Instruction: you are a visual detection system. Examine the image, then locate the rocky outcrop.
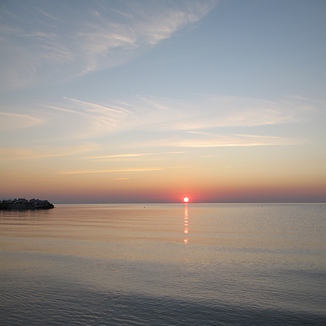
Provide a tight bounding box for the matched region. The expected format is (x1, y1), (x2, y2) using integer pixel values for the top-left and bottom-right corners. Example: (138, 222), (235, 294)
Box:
(0, 198), (54, 210)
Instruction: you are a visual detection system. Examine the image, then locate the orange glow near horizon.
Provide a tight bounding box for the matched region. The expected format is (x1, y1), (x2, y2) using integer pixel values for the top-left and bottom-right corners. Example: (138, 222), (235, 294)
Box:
(1, 164), (326, 203)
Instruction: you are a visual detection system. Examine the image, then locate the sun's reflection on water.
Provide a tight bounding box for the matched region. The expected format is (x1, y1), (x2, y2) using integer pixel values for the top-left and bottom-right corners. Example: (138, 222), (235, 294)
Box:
(184, 203), (188, 245)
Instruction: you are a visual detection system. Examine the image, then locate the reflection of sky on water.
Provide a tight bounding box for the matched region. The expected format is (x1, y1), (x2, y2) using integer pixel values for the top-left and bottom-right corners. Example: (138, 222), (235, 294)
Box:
(184, 203), (188, 245)
(1, 203), (326, 325)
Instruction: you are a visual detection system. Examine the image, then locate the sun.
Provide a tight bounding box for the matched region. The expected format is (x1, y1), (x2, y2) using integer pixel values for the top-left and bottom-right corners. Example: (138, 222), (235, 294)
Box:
(183, 197), (189, 203)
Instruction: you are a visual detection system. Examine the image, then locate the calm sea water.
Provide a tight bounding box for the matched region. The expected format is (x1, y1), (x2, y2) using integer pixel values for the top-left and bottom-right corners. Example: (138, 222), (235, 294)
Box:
(1, 203), (325, 325)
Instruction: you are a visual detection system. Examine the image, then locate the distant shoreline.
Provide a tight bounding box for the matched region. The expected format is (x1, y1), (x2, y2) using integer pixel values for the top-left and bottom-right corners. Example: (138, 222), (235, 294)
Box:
(0, 198), (54, 210)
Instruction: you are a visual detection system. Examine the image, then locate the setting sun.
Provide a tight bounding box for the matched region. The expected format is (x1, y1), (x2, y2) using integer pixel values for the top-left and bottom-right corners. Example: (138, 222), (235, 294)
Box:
(184, 197), (189, 203)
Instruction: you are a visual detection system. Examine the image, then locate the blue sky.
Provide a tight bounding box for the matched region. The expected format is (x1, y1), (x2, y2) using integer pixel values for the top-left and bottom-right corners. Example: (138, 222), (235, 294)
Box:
(1, 0), (325, 202)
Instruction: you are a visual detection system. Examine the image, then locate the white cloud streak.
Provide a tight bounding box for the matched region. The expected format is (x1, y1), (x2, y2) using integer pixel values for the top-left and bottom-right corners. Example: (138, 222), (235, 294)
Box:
(32, 94), (315, 146)
(0, 143), (98, 160)
(0, 112), (44, 131)
(0, 0), (216, 89)
(43, 97), (131, 139)
(83, 151), (185, 161)
(57, 167), (163, 175)
(1, 94), (315, 151)
(159, 133), (297, 148)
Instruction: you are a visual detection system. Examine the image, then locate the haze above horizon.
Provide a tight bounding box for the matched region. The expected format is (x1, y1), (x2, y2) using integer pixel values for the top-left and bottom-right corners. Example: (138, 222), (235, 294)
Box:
(1, 0), (325, 203)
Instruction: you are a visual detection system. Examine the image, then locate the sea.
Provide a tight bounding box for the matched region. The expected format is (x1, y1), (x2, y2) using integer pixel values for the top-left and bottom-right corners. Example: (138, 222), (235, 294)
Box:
(0, 203), (325, 325)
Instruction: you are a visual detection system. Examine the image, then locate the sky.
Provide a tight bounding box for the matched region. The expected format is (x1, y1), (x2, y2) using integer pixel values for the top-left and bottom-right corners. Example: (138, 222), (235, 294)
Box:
(1, 0), (326, 203)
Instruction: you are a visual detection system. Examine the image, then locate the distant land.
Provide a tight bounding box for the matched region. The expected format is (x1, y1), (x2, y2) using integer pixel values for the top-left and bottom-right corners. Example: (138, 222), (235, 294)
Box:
(0, 198), (54, 210)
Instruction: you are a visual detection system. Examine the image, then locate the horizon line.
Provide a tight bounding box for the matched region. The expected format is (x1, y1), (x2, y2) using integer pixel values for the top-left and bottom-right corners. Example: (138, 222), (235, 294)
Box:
(52, 201), (325, 205)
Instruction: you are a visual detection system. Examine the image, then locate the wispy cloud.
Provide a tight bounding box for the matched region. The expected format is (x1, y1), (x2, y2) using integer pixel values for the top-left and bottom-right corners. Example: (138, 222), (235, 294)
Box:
(78, 94), (312, 132)
(0, 143), (98, 160)
(0, 112), (44, 131)
(2, 94), (316, 151)
(159, 133), (298, 148)
(43, 97), (131, 139)
(114, 95), (316, 132)
(90, 153), (148, 159)
(29, 94), (316, 147)
(0, 0), (216, 89)
(57, 167), (163, 175)
(74, 1), (216, 75)
(83, 151), (185, 161)
(152, 96), (306, 130)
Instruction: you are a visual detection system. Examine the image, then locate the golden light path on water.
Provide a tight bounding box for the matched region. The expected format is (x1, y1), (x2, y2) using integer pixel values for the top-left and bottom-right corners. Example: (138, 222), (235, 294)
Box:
(184, 203), (188, 245)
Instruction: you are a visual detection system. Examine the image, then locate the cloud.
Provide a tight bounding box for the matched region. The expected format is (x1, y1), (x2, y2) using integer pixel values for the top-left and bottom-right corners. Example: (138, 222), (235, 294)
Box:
(0, 0), (216, 89)
(83, 151), (185, 161)
(145, 96), (306, 130)
(0, 112), (44, 131)
(131, 1), (215, 45)
(158, 133), (298, 148)
(90, 153), (149, 159)
(2, 94), (315, 150)
(94, 94), (312, 131)
(57, 167), (163, 175)
(0, 143), (98, 160)
(32, 94), (315, 147)
(43, 98), (131, 139)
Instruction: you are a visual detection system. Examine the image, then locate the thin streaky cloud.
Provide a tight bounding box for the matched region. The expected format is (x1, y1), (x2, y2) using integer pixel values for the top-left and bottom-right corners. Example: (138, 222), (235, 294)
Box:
(42, 99), (129, 139)
(133, 1), (216, 45)
(23, 31), (57, 39)
(0, 112), (44, 131)
(166, 97), (301, 130)
(0, 1), (216, 89)
(44, 105), (87, 116)
(83, 153), (150, 162)
(103, 95), (314, 131)
(134, 95), (313, 129)
(3, 94), (315, 147)
(91, 154), (148, 159)
(57, 167), (163, 175)
(0, 143), (98, 160)
(83, 151), (185, 160)
(157, 134), (297, 148)
(65, 98), (130, 116)
(38, 8), (61, 22)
